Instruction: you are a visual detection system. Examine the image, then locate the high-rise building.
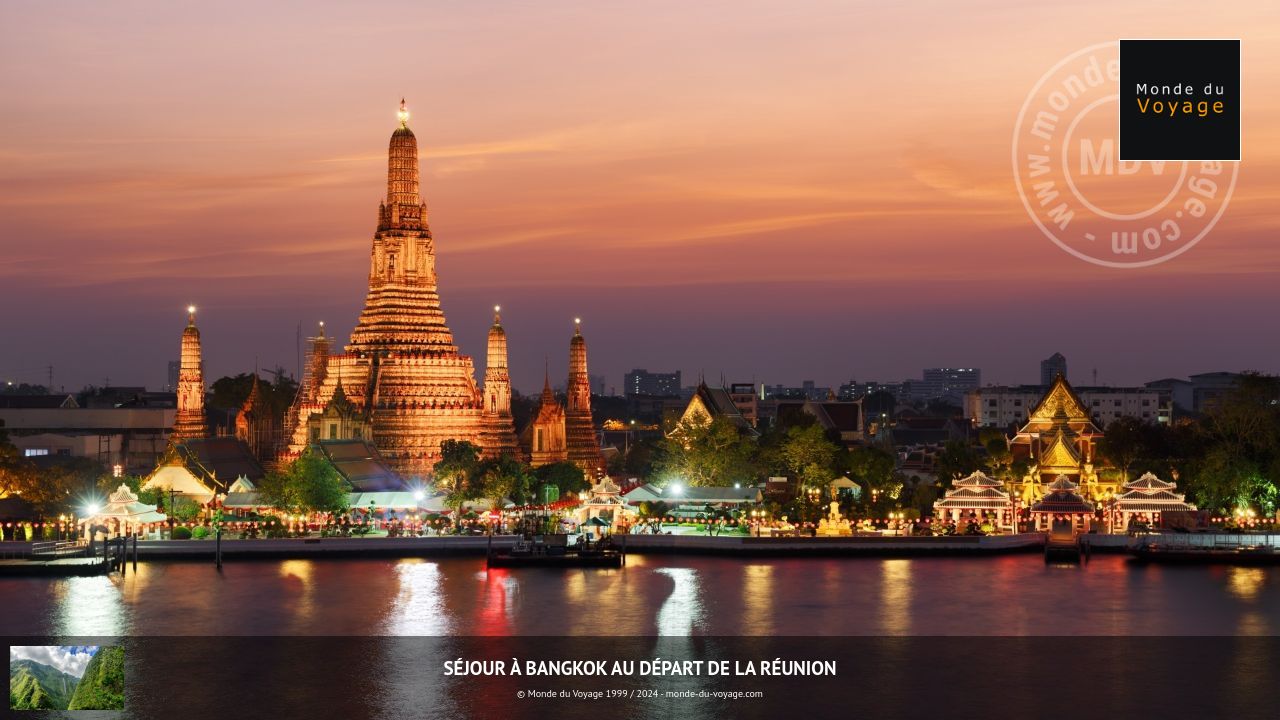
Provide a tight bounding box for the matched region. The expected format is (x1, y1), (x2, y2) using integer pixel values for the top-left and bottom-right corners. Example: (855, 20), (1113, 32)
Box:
(172, 306), (208, 441)
(166, 360), (180, 393)
(589, 374), (608, 397)
(920, 368), (981, 402)
(763, 381), (830, 401)
(624, 369), (681, 397)
(1041, 352), (1067, 385)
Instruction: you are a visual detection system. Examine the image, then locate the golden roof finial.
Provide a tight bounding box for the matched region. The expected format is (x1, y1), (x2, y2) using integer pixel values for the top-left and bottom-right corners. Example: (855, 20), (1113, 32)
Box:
(187, 305), (197, 324)
(493, 305), (502, 324)
(397, 98), (409, 128)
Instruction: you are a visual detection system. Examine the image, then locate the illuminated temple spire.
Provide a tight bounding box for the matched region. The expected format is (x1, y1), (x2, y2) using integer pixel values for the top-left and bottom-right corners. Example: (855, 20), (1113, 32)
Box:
(285, 100), (487, 474)
(350, 98), (454, 352)
(172, 305), (208, 441)
(564, 318), (604, 474)
(480, 306), (520, 459)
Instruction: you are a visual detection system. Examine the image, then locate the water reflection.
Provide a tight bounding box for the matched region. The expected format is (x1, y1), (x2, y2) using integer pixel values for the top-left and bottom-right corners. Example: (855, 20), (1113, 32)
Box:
(4, 555), (1278, 637)
(654, 567), (705, 636)
(475, 568), (518, 636)
(52, 576), (127, 636)
(741, 565), (774, 635)
(383, 561), (451, 635)
(1227, 567), (1266, 600)
(877, 560), (912, 635)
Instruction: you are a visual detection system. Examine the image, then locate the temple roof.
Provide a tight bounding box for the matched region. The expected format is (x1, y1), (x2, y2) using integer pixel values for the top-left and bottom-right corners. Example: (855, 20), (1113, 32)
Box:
(1032, 475), (1093, 513)
(314, 440), (404, 492)
(1045, 474), (1080, 492)
(682, 382), (754, 434)
(1123, 472), (1177, 491)
(1039, 424), (1082, 469)
(534, 370), (565, 422)
(1028, 374), (1090, 423)
(1030, 491), (1094, 514)
(935, 471), (1011, 509)
(954, 471), (1003, 488)
(166, 437), (265, 493)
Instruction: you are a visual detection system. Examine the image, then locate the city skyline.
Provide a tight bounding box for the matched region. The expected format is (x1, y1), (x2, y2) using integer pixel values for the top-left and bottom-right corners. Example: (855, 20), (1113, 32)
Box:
(3, 1), (1280, 393)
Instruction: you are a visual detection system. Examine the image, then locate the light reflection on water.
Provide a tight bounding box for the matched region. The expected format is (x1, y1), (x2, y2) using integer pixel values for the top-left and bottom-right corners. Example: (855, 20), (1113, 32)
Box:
(654, 567), (705, 636)
(3, 555), (1280, 637)
(877, 560), (912, 636)
(383, 561), (452, 636)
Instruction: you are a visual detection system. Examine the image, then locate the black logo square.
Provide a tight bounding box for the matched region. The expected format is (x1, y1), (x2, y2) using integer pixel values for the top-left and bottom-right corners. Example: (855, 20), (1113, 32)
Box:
(1119, 39), (1240, 161)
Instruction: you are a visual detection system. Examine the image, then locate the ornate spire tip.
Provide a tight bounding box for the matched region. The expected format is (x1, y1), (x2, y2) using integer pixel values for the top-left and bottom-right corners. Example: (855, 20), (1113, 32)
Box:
(397, 98), (409, 128)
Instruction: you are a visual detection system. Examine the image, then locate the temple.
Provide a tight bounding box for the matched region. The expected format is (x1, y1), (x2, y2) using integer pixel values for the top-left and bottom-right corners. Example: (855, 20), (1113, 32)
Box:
(932, 471), (1016, 532)
(234, 372), (279, 466)
(1008, 373), (1114, 502)
(564, 320), (605, 474)
(479, 307), (520, 459)
(527, 368), (569, 467)
(1108, 472), (1198, 531)
(171, 306), (208, 441)
(519, 320), (605, 473)
(284, 101), (518, 475)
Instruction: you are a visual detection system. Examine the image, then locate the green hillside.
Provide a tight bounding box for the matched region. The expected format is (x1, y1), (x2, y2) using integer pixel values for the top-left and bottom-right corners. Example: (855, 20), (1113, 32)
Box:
(9, 659), (79, 710)
(66, 646), (125, 711)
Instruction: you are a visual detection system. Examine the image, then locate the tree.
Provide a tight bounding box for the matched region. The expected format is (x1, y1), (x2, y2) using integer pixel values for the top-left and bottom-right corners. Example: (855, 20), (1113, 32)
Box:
(258, 449), (348, 515)
(2, 454), (108, 517)
(477, 455), (533, 509)
(657, 410), (756, 487)
(933, 440), (982, 489)
(846, 445), (898, 508)
(534, 461), (589, 498)
(1099, 416), (1146, 484)
(779, 423), (839, 489)
(433, 440), (484, 521)
(1184, 373), (1280, 514)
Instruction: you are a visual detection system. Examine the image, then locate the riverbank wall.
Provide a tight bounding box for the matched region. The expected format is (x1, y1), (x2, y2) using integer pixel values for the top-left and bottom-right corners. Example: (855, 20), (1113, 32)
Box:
(2, 533), (1068, 561)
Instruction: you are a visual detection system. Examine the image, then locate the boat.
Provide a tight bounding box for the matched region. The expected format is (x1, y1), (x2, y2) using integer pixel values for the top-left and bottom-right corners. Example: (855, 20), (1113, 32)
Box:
(486, 533), (624, 568)
(1130, 534), (1280, 565)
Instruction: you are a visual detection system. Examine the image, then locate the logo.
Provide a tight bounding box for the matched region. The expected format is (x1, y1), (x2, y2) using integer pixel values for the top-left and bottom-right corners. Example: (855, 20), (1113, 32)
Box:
(1013, 42), (1238, 268)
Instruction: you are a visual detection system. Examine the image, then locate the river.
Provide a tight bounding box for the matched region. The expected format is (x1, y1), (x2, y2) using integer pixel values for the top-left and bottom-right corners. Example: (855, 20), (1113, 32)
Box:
(3, 554), (1278, 636)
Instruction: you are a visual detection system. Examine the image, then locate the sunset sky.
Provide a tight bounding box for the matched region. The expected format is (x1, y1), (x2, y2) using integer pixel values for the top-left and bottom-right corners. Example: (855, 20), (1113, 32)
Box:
(2, 0), (1279, 394)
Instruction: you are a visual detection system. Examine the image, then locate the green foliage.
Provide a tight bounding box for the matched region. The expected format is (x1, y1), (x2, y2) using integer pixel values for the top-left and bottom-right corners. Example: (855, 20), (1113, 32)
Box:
(657, 411), (757, 487)
(846, 445), (897, 502)
(162, 496), (202, 522)
(1, 451), (109, 516)
(433, 440), (484, 520)
(933, 440), (983, 489)
(534, 461), (588, 497)
(780, 423), (840, 489)
(258, 449), (350, 515)
(1099, 416), (1147, 483)
(9, 659), (77, 710)
(171, 526), (192, 540)
(1181, 374), (1280, 515)
(67, 646), (125, 711)
(476, 455), (533, 508)
(191, 525), (212, 540)
(209, 370), (298, 417)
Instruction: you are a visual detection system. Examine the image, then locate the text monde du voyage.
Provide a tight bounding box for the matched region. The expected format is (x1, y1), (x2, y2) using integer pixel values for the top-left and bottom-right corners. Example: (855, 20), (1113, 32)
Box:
(442, 658), (838, 677)
(1135, 83), (1229, 118)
